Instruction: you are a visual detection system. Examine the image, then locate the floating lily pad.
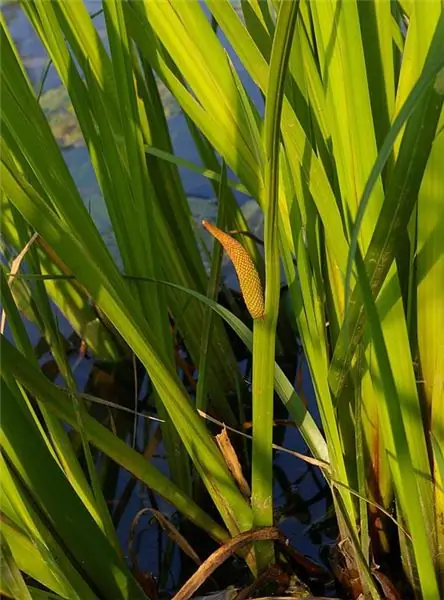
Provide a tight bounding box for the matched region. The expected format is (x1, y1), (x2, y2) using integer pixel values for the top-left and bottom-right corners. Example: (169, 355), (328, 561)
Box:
(0, 0), (19, 7)
(39, 87), (84, 149)
(39, 77), (180, 150)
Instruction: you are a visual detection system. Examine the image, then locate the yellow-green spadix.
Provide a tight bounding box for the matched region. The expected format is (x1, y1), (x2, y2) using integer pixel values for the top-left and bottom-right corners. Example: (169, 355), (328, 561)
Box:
(202, 220), (264, 320)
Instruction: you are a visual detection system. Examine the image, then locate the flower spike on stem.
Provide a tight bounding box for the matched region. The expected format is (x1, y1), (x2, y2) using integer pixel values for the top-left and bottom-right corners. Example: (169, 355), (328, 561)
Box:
(202, 220), (265, 320)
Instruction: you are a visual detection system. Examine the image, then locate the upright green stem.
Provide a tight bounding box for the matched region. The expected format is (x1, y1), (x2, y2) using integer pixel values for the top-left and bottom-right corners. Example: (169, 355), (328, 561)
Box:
(251, 0), (299, 571)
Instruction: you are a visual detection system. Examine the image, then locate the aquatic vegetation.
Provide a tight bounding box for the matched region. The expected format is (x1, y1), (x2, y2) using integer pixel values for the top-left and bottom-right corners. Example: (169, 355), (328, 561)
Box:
(1, 1), (444, 598)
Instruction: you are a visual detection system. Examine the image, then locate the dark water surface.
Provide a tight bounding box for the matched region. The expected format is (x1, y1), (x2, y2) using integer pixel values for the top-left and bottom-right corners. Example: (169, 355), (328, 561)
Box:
(3, 2), (336, 594)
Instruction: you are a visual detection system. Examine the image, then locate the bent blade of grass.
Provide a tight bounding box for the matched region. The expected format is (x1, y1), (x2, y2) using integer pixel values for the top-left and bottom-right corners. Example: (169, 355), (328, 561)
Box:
(431, 431), (444, 497)
(1, 127), (123, 550)
(103, 0), (194, 494)
(5, 265), (330, 467)
(417, 112), (444, 589)
(1, 383), (147, 600)
(125, 3), (261, 203)
(0, 259), (111, 535)
(132, 277), (330, 466)
(276, 153), (356, 524)
(0, 515), (72, 600)
(343, 23), (444, 313)
(170, 0), (264, 172)
(358, 2), (396, 163)
(134, 60), (244, 420)
(399, 7), (444, 585)
(206, 0), (269, 96)
(2, 13), (255, 536)
(312, 7), (419, 565)
(394, 2), (443, 122)
(327, 17), (444, 578)
(332, 95), (441, 569)
(0, 437), (96, 600)
(331, 16), (444, 400)
(309, 4), (385, 533)
(0, 17), (118, 286)
(135, 60), (211, 296)
(1, 155), (254, 539)
(4, 203), (122, 557)
(56, 1), (253, 418)
(2, 198), (122, 360)
(310, 0), (385, 249)
(144, 146), (250, 195)
(20, 270), (330, 466)
(354, 248), (439, 598)
(131, 0), (262, 191)
(226, 50), (265, 173)
(1, 336), (231, 546)
(241, 0), (272, 48)
(50, 0), (244, 440)
(0, 530), (33, 600)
